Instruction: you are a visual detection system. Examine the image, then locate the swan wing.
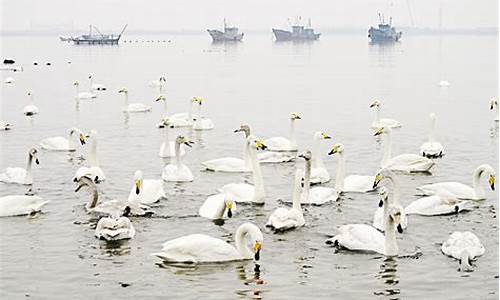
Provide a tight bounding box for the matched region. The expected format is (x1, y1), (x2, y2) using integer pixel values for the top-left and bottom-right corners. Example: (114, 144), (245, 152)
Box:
(310, 167), (330, 185)
(307, 187), (339, 204)
(442, 231), (485, 259)
(263, 137), (293, 151)
(0, 195), (49, 217)
(201, 157), (249, 172)
(193, 118), (214, 130)
(420, 142), (445, 157)
(126, 103), (152, 112)
(332, 224), (384, 254)
(416, 182), (474, 199)
(199, 194), (227, 220)
(218, 183), (255, 203)
(405, 194), (471, 216)
(95, 217), (135, 240)
(258, 151), (295, 164)
(266, 207), (304, 230)
(0, 167), (28, 184)
(162, 164), (193, 182)
(343, 175), (376, 193)
(128, 179), (165, 204)
(387, 154), (434, 172)
(380, 118), (402, 128)
(40, 136), (73, 151)
(154, 234), (241, 263)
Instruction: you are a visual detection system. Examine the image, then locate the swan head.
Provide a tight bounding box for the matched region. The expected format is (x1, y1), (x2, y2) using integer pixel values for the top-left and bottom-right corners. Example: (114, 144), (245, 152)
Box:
(328, 143), (344, 155)
(369, 100), (381, 108)
(27, 91), (32, 96)
(29, 148), (39, 165)
(378, 186), (388, 207)
(429, 113), (436, 121)
(373, 127), (386, 136)
(118, 88), (128, 94)
(176, 135), (193, 147)
(74, 175), (96, 192)
(489, 174), (495, 191)
(314, 131), (332, 141)
(388, 206), (404, 233)
(290, 112), (301, 120)
(490, 98), (498, 110)
(234, 124), (251, 137)
(155, 95), (166, 102)
(70, 128), (86, 145)
(159, 117), (174, 128)
(224, 197), (235, 218)
(85, 130), (98, 139)
(134, 170), (143, 195)
(247, 135), (267, 151)
(192, 97), (203, 105)
(73, 81), (79, 86)
(298, 150), (312, 161)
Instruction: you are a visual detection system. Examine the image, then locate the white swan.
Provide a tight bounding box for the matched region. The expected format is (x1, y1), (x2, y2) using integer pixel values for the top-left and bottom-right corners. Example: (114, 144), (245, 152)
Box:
(439, 80), (450, 87)
(266, 162), (306, 231)
(264, 112), (301, 152)
(309, 131), (332, 185)
(490, 97), (499, 122)
(0, 148), (39, 185)
(199, 193), (236, 220)
(73, 130), (106, 183)
(152, 222), (263, 263)
(155, 95), (197, 127)
(0, 191), (49, 217)
(119, 88), (152, 113)
(419, 113), (445, 158)
(441, 231), (485, 272)
(416, 164), (495, 200)
(23, 92), (39, 116)
(95, 215), (135, 241)
(75, 176), (152, 217)
(405, 192), (473, 216)
(158, 118), (186, 158)
(162, 135), (194, 182)
(73, 81), (97, 100)
(4, 77), (14, 84)
(375, 126), (434, 173)
(369, 100), (401, 129)
(40, 127), (86, 151)
(148, 76), (166, 92)
(328, 143), (375, 193)
(218, 135), (267, 204)
(243, 124), (296, 164)
(128, 170), (166, 204)
(0, 121), (12, 130)
(88, 75), (107, 91)
(300, 150), (339, 204)
(192, 97), (215, 131)
(372, 170), (408, 231)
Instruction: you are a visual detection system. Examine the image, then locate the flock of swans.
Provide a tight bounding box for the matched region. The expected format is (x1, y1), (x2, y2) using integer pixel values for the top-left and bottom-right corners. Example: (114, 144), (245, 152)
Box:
(0, 74), (498, 272)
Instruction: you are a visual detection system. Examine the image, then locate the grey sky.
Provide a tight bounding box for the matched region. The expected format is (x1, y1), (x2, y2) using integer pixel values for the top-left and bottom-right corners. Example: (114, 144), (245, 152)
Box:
(1, 0), (498, 32)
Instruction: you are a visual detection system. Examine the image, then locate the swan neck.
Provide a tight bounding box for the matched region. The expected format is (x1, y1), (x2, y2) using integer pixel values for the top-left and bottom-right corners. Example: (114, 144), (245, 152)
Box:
(243, 138), (251, 168)
(384, 217), (398, 256)
(235, 225), (254, 259)
(26, 154), (33, 183)
(289, 119), (297, 149)
(68, 130), (76, 149)
(428, 117), (436, 142)
(123, 92), (129, 107)
(249, 144), (265, 203)
(300, 159), (312, 206)
(312, 136), (325, 169)
(194, 105), (202, 127)
(472, 166), (486, 199)
(374, 106), (381, 123)
(335, 152), (346, 191)
(88, 185), (99, 208)
(175, 141), (181, 165)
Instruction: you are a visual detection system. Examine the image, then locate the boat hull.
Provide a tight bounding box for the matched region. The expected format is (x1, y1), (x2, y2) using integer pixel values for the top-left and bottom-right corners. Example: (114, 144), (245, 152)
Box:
(368, 27), (402, 42)
(272, 28), (320, 41)
(207, 30), (244, 42)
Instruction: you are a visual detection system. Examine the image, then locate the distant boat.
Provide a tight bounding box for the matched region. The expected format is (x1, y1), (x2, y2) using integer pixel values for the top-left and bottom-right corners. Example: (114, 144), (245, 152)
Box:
(207, 19), (244, 42)
(368, 14), (402, 43)
(272, 18), (320, 41)
(62, 24), (128, 45)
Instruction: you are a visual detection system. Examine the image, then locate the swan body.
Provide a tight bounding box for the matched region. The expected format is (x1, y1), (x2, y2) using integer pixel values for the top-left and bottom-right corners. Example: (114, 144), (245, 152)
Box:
(372, 170), (408, 231)
(441, 231), (484, 272)
(157, 118), (186, 158)
(370, 100), (401, 128)
(0, 195), (49, 217)
(88, 75), (107, 91)
(73, 130), (106, 183)
(40, 128), (86, 151)
(375, 126), (434, 173)
(298, 150), (339, 204)
(162, 136), (193, 182)
(73, 81), (97, 99)
(0, 121), (12, 130)
(264, 113), (301, 152)
(199, 193), (235, 220)
(152, 223), (263, 263)
(119, 88), (152, 113)
(405, 194), (473, 216)
(328, 144), (375, 193)
(0, 148), (39, 185)
(218, 135), (267, 204)
(419, 113), (445, 158)
(192, 97), (214, 130)
(95, 216), (135, 241)
(23, 92), (39, 116)
(128, 170), (166, 204)
(416, 164), (496, 200)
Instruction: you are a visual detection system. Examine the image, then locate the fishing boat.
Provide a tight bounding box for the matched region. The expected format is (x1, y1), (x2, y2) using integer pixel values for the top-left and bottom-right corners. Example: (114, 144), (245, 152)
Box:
(272, 18), (320, 41)
(207, 19), (244, 42)
(368, 14), (402, 43)
(68, 24), (128, 45)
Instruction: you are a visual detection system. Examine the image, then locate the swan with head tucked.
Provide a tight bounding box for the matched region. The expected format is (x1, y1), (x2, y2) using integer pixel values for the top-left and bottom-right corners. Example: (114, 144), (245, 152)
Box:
(23, 92), (39, 116)
(199, 193), (236, 220)
(73, 81), (97, 100)
(152, 222), (263, 263)
(40, 127), (86, 151)
(73, 130), (106, 183)
(416, 164), (495, 200)
(264, 113), (301, 152)
(75, 176), (152, 217)
(0, 121), (12, 130)
(0, 148), (39, 185)
(490, 97), (499, 122)
(88, 75), (107, 91)
(217, 135), (267, 204)
(326, 205), (404, 256)
(419, 113), (445, 158)
(328, 143), (375, 193)
(371, 169), (408, 231)
(95, 212), (136, 241)
(308, 131), (332, 185)
(369, 100), (401, 129)
(155, 95), (198, 128)
(441, 231), (485, 272)
(374, 126), (434, 173)
(299, 150), (339, 205)
(0, 189), (49, 217)
(158, 118), (186, 158)
(119, 88), (152, 113)
(192, 97), (214, 131)
(162, 135), (194, 182)
(128, 170), (166, 204)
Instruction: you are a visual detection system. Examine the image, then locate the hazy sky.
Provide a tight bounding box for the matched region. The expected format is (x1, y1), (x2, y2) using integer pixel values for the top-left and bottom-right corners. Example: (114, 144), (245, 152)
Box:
(1, 0), (498, 32)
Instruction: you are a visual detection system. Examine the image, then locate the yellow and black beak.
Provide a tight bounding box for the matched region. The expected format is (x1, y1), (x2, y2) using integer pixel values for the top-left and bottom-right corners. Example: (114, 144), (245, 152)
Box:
(135, 179), (142, 195)
(369, 101), (378, 108)
(291, 113), (301, 120)
(79, 134), (86, 145)
(35, 158), (40, 165)
(374, 127), (384, 136)
(184, 140), (193, 147)
(489, 175), (495, 191)
(373, 173), (382, 189)
(322, 133), (332, 140)
(118, 89), (126, 93)
(155, 95), (165, 102)
(255, 140), (267, 151)
(226, 202), (233, 218)
(254, 241), (262, 261)
(328, 145), (339, 156)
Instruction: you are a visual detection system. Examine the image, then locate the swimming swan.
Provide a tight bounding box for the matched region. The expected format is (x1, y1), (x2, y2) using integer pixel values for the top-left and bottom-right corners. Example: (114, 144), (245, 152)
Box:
(218, 135), (267, 204)
(128, 170), (166, 204)
(73, 130), (106, 183)
(0, 148), (39, 185)
(416, 164), (495, 200)
(371, 169), (408, 231)
(192, 97), (214, 131)
(374, 126), (434, 173)
(158, 118), (186, 158)
(328, 143), (375, 193)
(23, 92), (39, 116)
(40, 127), (86, 151)
(73, 81), (97, 100)
(264, 112), (301, 152)
(155, 95), (198, 128)
(0, 191), (49, 217)
(119, 88), (152, 113)
(419, 113), (445, 158)
(161, 136), (194, 182)
(241, 124), (296, 164)
(405, 192), (473, 216)
(369, 100), (401, 129)
(152, 222), (263, 263)
(441, 231), (485, 272)
(199, 193), (236, 220)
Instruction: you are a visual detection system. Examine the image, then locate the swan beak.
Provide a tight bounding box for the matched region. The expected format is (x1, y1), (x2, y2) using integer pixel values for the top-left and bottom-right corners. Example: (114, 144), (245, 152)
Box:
(135, 180), (141, 195)
(79, 134), (86, 145)
(369, 101), (379, 108)
(255, 140), (267, 150)
(374, 127), (384, 136)
(489, 175), (495, 191)
(155, 95), (165, 102)
(291, 113), (301, 120)
(373, 174), (382, 189)
(184, 141), (193, 147)
(322, 133), (331, 140)
(35, 158), (40, 165)
(254, 242), (262, 261)
(118, 89), (125, 93)
(226, 201), (233, 218)
(378, 199), (384, 207)
(397, 224), (403, 233)
(491, 103), (494, 110)
(328, 145), (339, 155)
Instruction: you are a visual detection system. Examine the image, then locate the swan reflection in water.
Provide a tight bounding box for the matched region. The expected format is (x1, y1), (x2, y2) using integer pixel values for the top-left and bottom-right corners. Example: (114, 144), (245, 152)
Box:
(374, 257), (400, 298)
(98, 239), (132, 256)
